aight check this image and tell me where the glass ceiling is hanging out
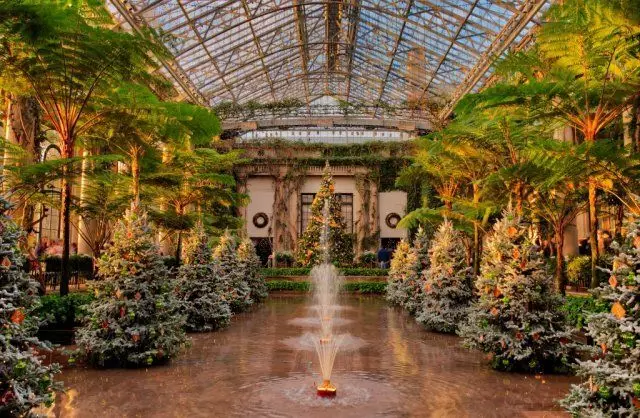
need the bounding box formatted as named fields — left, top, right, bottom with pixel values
left=108, top=0, right=547, bottom=122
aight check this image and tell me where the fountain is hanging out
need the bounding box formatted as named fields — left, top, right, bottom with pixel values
left=311, top=200, right=343, bottom=397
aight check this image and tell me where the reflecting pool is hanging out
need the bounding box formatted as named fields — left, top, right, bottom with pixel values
left=52, top=295, right=574, bottom=417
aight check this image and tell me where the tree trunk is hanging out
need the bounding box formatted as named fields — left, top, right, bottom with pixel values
left=588, top=178, right=599, bottom=289
left=175, top=230, right=182, bottom=267
left=555, top=226, right=566, bottom=295
left=473, top=222, right=480, bottom=277
left=131, top=150, right=141, bottom=204
left=59, top=139, right=74, bottom=296
left=514, top=181, right=523, bottom=216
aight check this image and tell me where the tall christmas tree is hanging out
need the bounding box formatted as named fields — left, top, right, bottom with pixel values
left=459, top=209, right=571, bottom=372
left=414, top=226, right=431, bottom=271
left=0, top=197, right=60, bottom=415
left=176, top=222, right=231, bottom=332
left=237, top=237, right=268, bottom=303
left=76, top=203, right=188, bottom=367
left=416, top=220, right=473, bottom=333
left=385, top=239, right=419, bottom=310
left=562, top=214, right=640, bottom=416
left=213, top=230, right=252, bottom=313
left=294, top=163, right=353, bottom=266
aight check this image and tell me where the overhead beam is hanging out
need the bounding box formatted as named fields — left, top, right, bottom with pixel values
left=108, top=0, right=207, bottom=105
left=438, top=0, right=547, bottom=119
left=373, top=0, right=415, bottom=117
left=411, top=0, right=480, bottom=115
left=240, top=0, right=277, bottom=101
left=292, top=0, right=312, bottom=111
left=344, top=0, right=361, bottom=103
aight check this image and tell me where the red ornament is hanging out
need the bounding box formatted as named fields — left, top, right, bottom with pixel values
left=10, top=309, right=25, bottom=325
left=119, top=306, right=126, bottom=318
left=135, top=292, right=142, bottom=301
left=1, top=257, right=11, bottom=268
left=101, top=320, right=109, bottom=329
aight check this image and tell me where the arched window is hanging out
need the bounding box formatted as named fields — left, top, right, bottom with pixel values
left=39, top=144, right=62, bottom=241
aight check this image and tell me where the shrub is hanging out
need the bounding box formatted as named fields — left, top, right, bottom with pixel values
left=566, top=255, right=611, bottom=288
left=260, top=267, right=388, bottom=277
left=266, top=280, right=311, bottom=292
left=343, top=282, right=387, bottom=294
left=357, top=251, right=377, bottom=267
left=37, top=293, right=94, bottom=330
left=274, top=251, right=294, bottom=266
left=561, top=295, right=610, bottom=330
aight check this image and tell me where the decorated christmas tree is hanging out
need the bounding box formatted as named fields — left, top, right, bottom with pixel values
left=213, top=230, right=252, bottom=313
left=176, top=222, right=231, bottom=332
left=294, top=163, right=353, bottom=266
left=0, top=197, right=60, bottom=415
left=414, top=226, right=431, bottom=271
left=385, top=239, right=419, bottom=311
left=416, top=220, right=473, bottom=333
left=237, top=237, right=268, bottom=303
left=459, top=208, right=571, bottom=372
left=76, top=203, right=188, bottom=367
left=561, top=214, right=640, bottom=416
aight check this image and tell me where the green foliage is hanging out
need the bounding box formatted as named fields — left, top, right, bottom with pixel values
left=561, top=295, right=610, bottom=330
left=0, top=196, right=60, bottom=415
left=566, top=255, right=611, bottom=287
left=266, top=280, right=311, bottom=292
left=295, top=163, right=354, bottom=266
left=265, top=280, right=385, bottom=293
left=36, top=293, right=94, bottom=330
left=76, top=204, right=188, bottom=367
left=342, top=281, right=387, bottom=294
left=260, top=267, right=388, bottom=277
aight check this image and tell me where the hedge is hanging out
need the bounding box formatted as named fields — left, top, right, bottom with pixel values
left=266, top=280, right=386, bottom=294
left=36, top=293, right=95, bottom=330
left=260, top=267, right=388, bottom=277
left=266, top=280, right=311, bottom=292
left=562, top=295, right=610, bottom=329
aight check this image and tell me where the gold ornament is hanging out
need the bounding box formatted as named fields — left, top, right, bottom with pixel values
left=609, top=275, right=618, bottom=288
left=611, top=302, right=626, bottom=319
left=10, top=309, right=25, bottom=324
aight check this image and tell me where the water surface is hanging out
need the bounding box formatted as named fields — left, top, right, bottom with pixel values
left=53, top=295, right=574, bottom=417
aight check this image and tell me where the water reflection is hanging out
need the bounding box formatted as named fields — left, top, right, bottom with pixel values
left=53, top=295, right=573, bottom=417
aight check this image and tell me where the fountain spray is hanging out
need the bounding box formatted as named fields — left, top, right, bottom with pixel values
left=312, top=199, right=342, bottom=397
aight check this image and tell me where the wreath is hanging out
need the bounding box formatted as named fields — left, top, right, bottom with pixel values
left=252, top=212, right=269, bottom=228
left=385, top=213, right=401, bottom=229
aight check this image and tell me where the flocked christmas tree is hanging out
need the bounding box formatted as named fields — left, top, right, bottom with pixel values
left=0, top=196, right=60, bottom=415
left=385, top=239, right=419, bottom=311
left=414, top=226, right=431, bottom=272
left=176, top=222, right=231, bottom=332
left=416, top=220, right=473, bottom=333
left=237, top=237, right=268, bottom=303
left=561, top=214, right=640, bottom=416
left=295, top=162, right=353, bottom=267
left=213, top=230, right=252, bottom=313
left=76, top=203, right=188, bottom=367
left=459, top=208, right=571, bottom=372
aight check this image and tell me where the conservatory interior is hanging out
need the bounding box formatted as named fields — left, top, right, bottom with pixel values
left=1, top=0, right=640, bottom=417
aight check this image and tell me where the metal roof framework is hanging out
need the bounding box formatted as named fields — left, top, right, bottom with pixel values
left=108, top=0, right=547, bottom=125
